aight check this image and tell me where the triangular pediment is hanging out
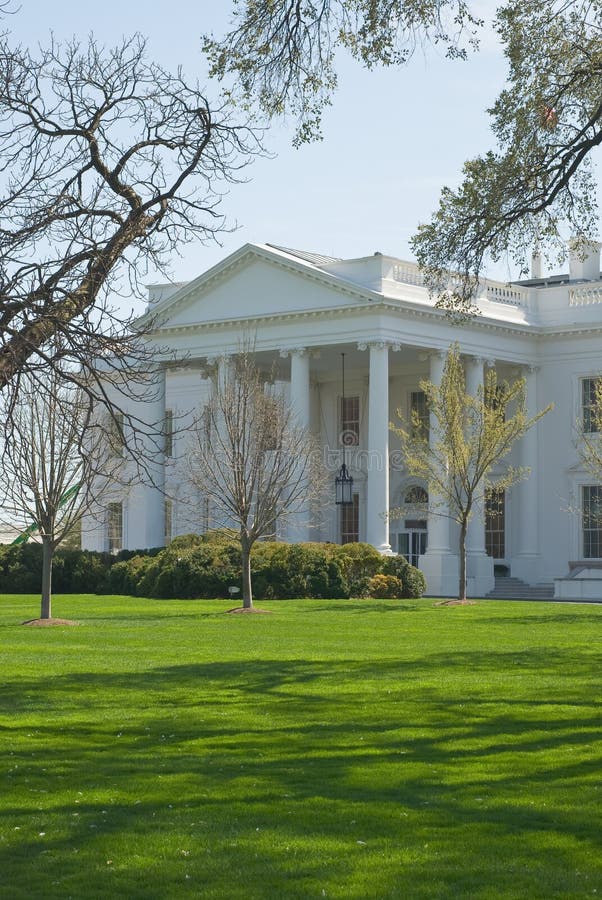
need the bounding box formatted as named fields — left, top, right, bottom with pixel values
left=145, top=244, right=372, bottom=331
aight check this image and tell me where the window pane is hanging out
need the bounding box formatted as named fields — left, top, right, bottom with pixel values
left=485, top=489, right=505, bottom=559
left=108, top=411, right=125, bottom=456
left=410, top=391, right=429, bottom=441
left=340, top=396, right=360, bottom=446
left=164, top=499, right=172, bottom=545
left=341, top=494, right=359, bottom=543
left=583, top=485, right=602, bottom=558
left=582, top=378, right=601, bottom=434
left=107, top=502, right=123, bottom=553
left=164, top=409, right=173, bottom=457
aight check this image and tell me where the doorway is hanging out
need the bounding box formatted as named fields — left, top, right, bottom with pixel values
left=398, top=520, right=427, bottom=567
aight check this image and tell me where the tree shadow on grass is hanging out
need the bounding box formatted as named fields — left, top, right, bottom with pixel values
left=0, top=648, right=600, bottom=896
left=0, top=685, right=600, bottom=899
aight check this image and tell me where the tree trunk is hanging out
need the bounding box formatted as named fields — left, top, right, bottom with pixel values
left=241, top=536, right=253, bottom=609
left=458, top=520, right=467, bottom=603
left=41, top=537, right=53, bottom=620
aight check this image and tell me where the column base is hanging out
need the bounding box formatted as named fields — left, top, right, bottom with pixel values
left=510, top=555, right=541, bottom=586
left=377, top=544, right=394, bottom=556
left=419, top=551, right=459, bottom=597
left=466, top=552, right=495, bottom=597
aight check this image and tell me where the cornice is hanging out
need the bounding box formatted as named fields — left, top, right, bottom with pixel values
left=144, top=245, right=602, bottom=342
left=150, top=294, right=540, bottom=340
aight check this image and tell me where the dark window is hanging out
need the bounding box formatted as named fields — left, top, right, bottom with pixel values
left=583, top=485, right=602, bottom=558
left=404, top=485, right=428, bottom=506
left=485, top=489, right=505, bottom=559
left=410, top=391, right=429, bottom=441
left=341, top=493, right=359, bottom=543
left=108, top=411, right=125, bottom=456
left=261, top=396, right=282, bottom=451
left=107, top=502, right=123, bottom=553
left=340, top=396, right=360, bottom=446
left=582, top=378, right=601, bottom=434
left=164, top=409, right=174, bottom=457
left=164, top=499, right=172, bottom=545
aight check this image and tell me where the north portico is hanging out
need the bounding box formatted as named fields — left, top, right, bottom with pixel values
left=82, top=240, right=602, bottom=597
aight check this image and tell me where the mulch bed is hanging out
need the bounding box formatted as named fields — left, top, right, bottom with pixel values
left=226, top=607, right=272, bottom=614
left=22, top=618, right=81, bottom=626
left=433, top=600, right=476, bottom=607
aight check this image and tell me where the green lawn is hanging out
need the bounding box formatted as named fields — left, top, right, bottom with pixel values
left=0, top=595, right=600, bottom=899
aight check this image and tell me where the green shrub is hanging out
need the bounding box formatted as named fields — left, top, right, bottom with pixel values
left=329, top=543, right=383, bottom=597
left=249, top=542, right=348, bottom=600
left=366, top=574, right=405, bottom=599
left=381, top=554, right=426, bottom=598
left=53, top=550, right=112, bottom=593
left=0, top=543, right=43, bottom=593
left=132, top=537, right=242, bottom=599
left=0, top=531, right=425, bottom=601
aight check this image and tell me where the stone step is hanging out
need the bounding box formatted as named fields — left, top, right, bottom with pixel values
left=486, top=575, right=554, bottom=600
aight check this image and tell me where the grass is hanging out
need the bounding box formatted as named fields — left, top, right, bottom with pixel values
left=0, top=594, right=601, bottom=899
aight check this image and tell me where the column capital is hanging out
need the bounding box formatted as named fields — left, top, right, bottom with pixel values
left=358, top=340, right=397, bottom=352
left=422, top=348, right=446, bottom=361
left=280, top=347, right=308, bottom=358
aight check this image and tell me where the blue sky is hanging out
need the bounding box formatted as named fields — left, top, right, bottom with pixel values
left=9, top=1, right=601, bottom=286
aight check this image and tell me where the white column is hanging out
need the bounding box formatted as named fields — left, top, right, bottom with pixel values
left=366, top=342, right=391, bottom=553
left=216, top=354, right=232, bottom=394
left=137, top=365, right=166, bottom=549
left=464, top=356, right=494, bottom=596
left=419, top=349, right=459, bottom=595
left=290, top=349, right=310, bottom=427
left=288, top=349, right=311, bottom=542
left=465, top=356, right=487, bottom=556
left=512, top=365, right=540, bottom=583
left=426, top=351, right=451, bottom=553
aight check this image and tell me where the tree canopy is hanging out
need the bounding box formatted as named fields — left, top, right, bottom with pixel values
left=412, top=1, right=602, bottom=308
left=203, top=0, right=482, bottom=145
left=207, top=1, right=601, bottom=306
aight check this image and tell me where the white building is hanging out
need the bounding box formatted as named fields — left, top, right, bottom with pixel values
left=82, top=240, right=602, bottom=598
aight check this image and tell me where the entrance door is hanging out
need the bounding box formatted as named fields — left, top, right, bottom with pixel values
left=398, top=527, right=427, bottom=567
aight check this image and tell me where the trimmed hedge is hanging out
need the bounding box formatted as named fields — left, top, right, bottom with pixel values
left=0, top=534, right=425, bottom=600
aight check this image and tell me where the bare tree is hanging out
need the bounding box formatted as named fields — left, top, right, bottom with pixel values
left=0, top=32, right=261, bottom=401
left=0, top=365, right=123, bottom=621
left=187, top=351, right=323, bottom=610
left=392, top=345, right=552, bottom=603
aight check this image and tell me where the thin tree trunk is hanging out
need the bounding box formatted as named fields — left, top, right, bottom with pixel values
left=41, top=537, right=53, bottom=620
left=458, top=520, right=467, bottom=603
left=241, top=536, right=253, bottom=609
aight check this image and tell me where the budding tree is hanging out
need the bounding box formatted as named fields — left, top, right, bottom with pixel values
left=392, top=345, right=552, bottom=603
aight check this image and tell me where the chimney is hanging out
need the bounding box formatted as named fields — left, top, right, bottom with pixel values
left=569, top=237, right=601, bottom=281
left=531, top=251, right=543, bottom=279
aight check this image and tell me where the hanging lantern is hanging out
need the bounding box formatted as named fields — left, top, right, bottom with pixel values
left=335, top=352, right=353, bottom=505
left=335, top=461, right=354, bottom=505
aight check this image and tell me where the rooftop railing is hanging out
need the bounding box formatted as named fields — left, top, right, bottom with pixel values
left=569, top=284, right=602, bottom=306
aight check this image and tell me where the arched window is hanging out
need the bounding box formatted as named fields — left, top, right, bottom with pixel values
left=404, top=486, right=428, bottom=506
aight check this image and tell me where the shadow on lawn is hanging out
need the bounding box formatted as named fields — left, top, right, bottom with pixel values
left=1, top=649, right=600, bottom=898
left=1, top=719, right=600, bottom=898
